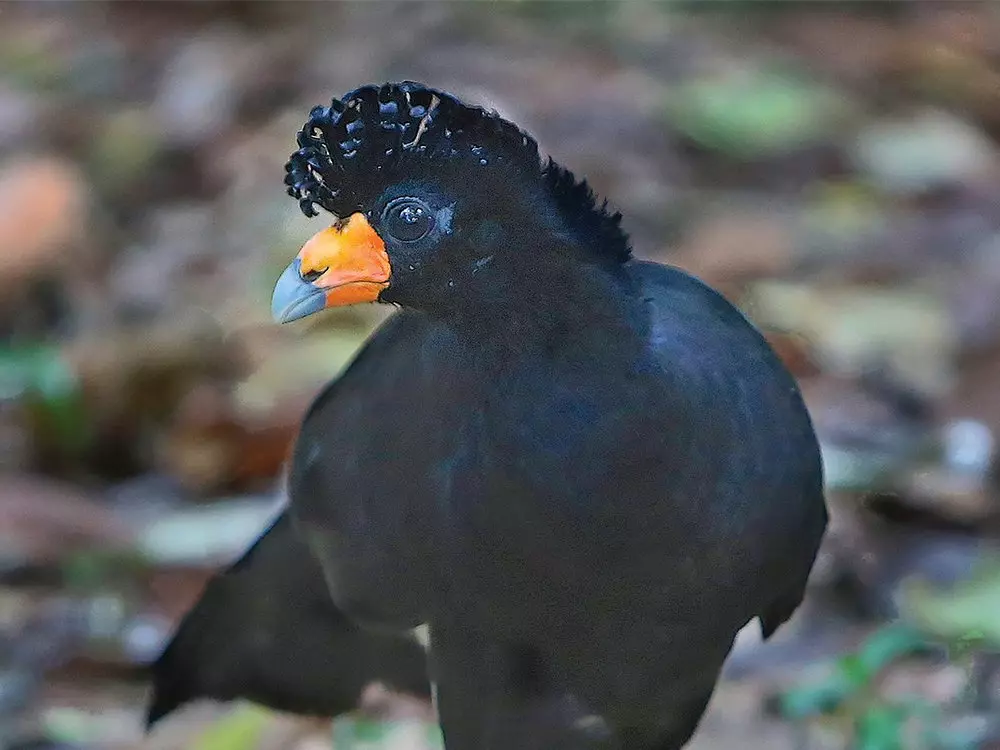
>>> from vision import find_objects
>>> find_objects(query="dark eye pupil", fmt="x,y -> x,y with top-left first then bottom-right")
384,198 -> 434,242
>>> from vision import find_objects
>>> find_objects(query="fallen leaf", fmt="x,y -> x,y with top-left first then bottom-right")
0,156 -> 91,293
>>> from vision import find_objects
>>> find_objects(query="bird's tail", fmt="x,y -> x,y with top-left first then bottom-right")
145,510 -> 430,728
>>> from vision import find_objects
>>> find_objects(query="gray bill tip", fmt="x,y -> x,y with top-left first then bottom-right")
271,259 -> 326,323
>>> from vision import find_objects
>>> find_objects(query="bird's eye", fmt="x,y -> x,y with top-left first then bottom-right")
382,197 -> 434,243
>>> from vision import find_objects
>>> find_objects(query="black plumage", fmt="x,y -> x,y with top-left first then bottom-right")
146,512 -> 430,726
149,82 -> 827,749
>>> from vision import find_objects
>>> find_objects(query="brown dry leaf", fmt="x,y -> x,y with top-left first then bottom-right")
62,317 -> 250,477
887,19 -> 1000,133
918,5 -> 1000,58
157,383 -> 241,493
158,382 -> 301,494
162,325 -> 381,493
67,316 -> 249,421
0,155 -> 91,292
768,12 -> 900,83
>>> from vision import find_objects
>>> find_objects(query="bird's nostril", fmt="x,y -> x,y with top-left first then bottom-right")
301,267 -> 327,282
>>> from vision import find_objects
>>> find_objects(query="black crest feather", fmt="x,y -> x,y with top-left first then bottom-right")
285,81 -> 630,263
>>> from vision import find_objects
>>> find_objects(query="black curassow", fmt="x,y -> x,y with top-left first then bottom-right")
148,82 -> 827,750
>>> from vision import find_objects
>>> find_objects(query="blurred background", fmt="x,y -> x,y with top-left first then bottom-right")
2,1 -> 1000,748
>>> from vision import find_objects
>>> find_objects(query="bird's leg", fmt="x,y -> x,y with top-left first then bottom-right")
429,620 -> 616,750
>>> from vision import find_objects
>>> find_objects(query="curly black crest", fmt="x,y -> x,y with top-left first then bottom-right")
285,82 -> 630,263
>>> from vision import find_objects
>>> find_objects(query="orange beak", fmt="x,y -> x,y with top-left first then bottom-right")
271,213 -> 391,323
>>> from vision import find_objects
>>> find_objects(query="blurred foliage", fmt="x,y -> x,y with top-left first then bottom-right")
665,67 -> 848,159
780,557 -> 1000,749
903,556 -> 1000,649
0,346 -> 91,460
332,718 -> 443,750
192,705 -> 271,750
779,623 -> 932,722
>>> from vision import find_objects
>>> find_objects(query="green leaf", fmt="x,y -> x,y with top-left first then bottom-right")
778,624 -> 929,720
193,704 -> 270,750
900,555 -> 1000,647
664,67 -> 848,159
427,723 -> 445,749
779,669 -> 856,720
332,717 -> 392,749
0,345 -> 91,456
60,546 -> 149,591
0,35 -> 66,92
856,623 -> 930,672
332,717 -> 443,749
855,704 -> 906,750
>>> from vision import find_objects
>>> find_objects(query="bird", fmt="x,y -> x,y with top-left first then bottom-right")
148,81 -> 827,749
145,510 -> 431,727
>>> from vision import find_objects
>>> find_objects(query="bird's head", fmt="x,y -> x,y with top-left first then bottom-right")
272,82 -> 631,324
